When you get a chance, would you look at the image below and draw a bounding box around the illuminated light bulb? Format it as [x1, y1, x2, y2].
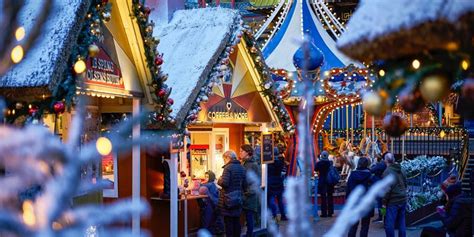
[411, 59, 421, 69]
[22, 200, 36, 227]
[15, 27, 26, 41]
[96, 137, 112, 156]
[74, 59, 86, 74]
[378, 69, 385, 77]
[461, 60, 469, 70]
[11, 45, 24, 63]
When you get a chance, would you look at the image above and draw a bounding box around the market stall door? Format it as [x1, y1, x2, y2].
[212, 128, 229, 178]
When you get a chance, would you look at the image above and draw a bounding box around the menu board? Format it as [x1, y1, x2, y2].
[261, 133, 274, 164]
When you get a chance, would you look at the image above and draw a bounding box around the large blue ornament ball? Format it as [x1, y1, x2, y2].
[292, 42, 324, 71]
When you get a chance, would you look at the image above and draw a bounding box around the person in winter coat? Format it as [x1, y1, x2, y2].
[439, 183, 472, 237]
[346, 157, 373, 237]
[370, 153, 387, 222]
[315, 150, 335, 217]
[240, 144, 260, 237]
[218, 150, 247, 237]
[199, 171, 224, 235]
[382, 153, 407, 237]
[267, 147, 288, 221]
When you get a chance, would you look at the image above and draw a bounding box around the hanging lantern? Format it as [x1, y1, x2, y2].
[53, 101, 66, 114]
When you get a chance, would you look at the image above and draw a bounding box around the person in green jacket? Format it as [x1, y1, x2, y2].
[382, 153, 407, 237]
[240, 144, 260, 237]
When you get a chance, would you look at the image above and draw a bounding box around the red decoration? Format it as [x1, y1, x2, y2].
[167, 98, 174, 105]
[28, 106, 39, 115]
[143, 7, 151, 16]
[156, 89, 167, 97]
[382, 114, 408, 137]
[180, 171, 187, 178]
[53, 101, 65, 114]
[154, 55, 163, 66]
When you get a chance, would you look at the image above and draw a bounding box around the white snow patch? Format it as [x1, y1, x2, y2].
[0, 0, 85, 87]
[337, 0, 474, 47]
[153, 7, 238, 118]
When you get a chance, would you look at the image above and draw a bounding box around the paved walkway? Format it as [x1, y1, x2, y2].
[276, 210, 425, 237]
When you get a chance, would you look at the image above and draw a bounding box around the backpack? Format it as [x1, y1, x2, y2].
[327, 165, 340, 185]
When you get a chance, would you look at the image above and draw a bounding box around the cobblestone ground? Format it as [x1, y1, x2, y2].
[276, 210, 425, 237]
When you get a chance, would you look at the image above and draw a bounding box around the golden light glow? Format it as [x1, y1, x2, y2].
[22, 200, 36, 227]
[439, 131, 446, 138]
[11, 45, 24, 63]
[461, 60, 469, 70]
[15, 27, 26, 41]
[411, 59, 420, 69]
[378, 69, 385, 77]
[74, 59, 86, 74]
[96, 137, 112, 156]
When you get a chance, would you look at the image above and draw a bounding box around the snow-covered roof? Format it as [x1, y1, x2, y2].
[153, 7, 239, 123]
[337, 0, 474, 60]
[0, 0, 90, 89]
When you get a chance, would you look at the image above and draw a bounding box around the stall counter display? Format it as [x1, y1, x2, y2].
[189, 144, 209, 179]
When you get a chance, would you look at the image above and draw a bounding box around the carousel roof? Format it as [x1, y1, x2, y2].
[337, 0, 474, 61]
[153, 7, 240, 124]
[0, 0, 90, 89]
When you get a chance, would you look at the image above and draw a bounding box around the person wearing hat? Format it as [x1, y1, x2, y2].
[267, 146, 288, 221]
[315, 150, 336, 217]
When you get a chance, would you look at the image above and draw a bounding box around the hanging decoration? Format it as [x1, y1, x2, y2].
[382, 113, 408, 137]
[5, 0, 112, 125]
[131, 0, 174, 128]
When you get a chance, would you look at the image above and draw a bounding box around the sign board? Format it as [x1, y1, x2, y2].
[85, 26, 124, 89]
[261, 133, 274, 164]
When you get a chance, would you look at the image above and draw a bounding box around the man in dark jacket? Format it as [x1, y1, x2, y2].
[218, 150, 247, 237]
[347, 157, 373, 237]
[370, 153, 387, 222]
[315, 150, 335, 217]
[267, 147, 288, 221]
[382, 153, 407, 237]
[240, 144, 260, 237]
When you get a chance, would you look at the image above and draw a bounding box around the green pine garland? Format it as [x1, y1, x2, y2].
[131, 1, 174, 128]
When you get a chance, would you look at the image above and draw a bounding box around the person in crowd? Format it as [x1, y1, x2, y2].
[315, 150, 335, 217]
[421, 182, 472, 237]
[267, 147, 288, 221]
[346, 157, 373, 237]
[370, 153, 387, 222]
[382, 153, 407, 237]
[199, 171, 224, 235]
[240, 144, 260, 237]
[218, 150, 247, 237]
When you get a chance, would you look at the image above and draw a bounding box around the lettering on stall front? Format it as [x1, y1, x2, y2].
[85, 46, 124, 89]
